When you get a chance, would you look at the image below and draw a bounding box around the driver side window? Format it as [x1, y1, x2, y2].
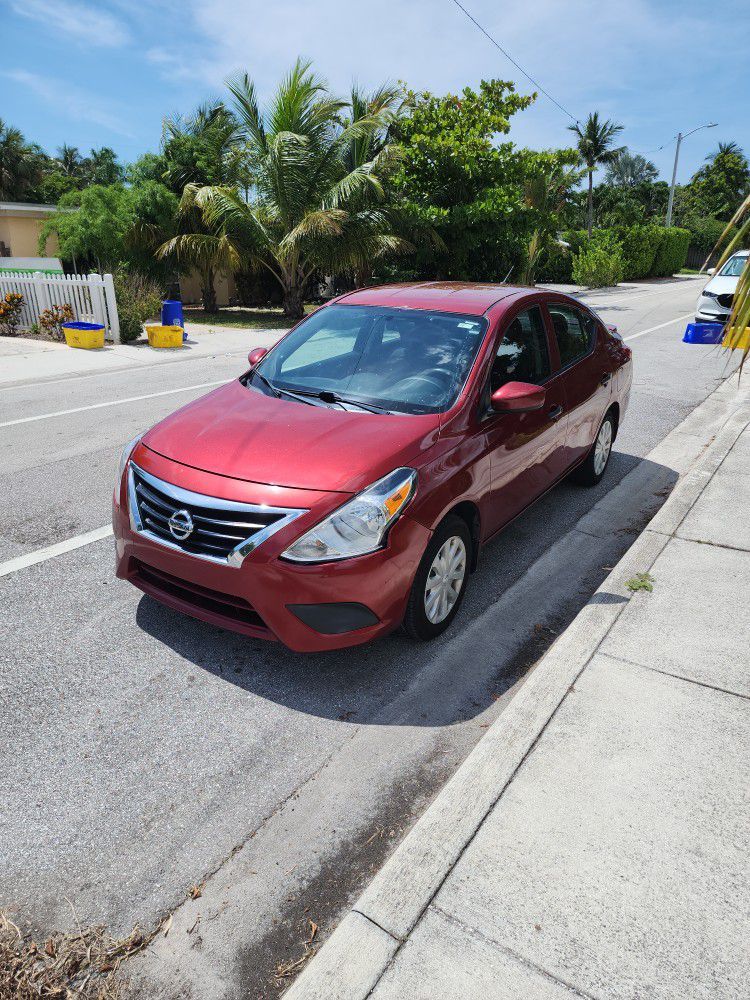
[491, 307, 551, 392]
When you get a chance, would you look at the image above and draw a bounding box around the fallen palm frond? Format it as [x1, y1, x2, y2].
[0, 910, 149, 1000]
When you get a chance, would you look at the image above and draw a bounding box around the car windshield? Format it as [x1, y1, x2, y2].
[253, 304, 487, 415]
[719, 255, 747, 277]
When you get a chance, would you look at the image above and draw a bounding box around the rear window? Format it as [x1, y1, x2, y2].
[548, 303, 596, 367]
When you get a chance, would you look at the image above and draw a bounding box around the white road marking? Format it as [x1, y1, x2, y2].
[0, 526, 113, 579]
[624, 313, 694, 343]
[0, 380, 230, 428]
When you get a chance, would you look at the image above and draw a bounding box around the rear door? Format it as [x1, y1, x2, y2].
[545, 300, 612, 468]
[483, 304, 568, 536]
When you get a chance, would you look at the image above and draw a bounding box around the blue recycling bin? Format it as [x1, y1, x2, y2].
[682, 322, 724, 345]
[161, 299, 186, 341]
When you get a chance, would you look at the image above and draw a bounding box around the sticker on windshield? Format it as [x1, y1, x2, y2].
[457, 321, 480, 330]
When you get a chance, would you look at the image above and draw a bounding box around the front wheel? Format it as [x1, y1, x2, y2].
[571, 410, 615, 487]
[402, 515, 471, 641]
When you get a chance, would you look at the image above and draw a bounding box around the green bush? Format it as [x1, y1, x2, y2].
[113, 266, 163, 343]
[613, 224, 659, 280]
[649, 227, 690, 277]
[572, 231, 624, 288]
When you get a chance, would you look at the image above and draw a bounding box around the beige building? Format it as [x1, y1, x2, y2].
[179, 269, 236, 307]
[0, 202, 60, 259]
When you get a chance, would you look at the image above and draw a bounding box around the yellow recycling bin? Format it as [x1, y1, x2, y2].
[62, 322, 105, 350]
[722, 326, 750, 351]
[146, 324, 184, 349]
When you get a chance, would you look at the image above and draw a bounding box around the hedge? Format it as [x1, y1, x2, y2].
[649, 227, 691, 278]
[537, 224, 691, 283]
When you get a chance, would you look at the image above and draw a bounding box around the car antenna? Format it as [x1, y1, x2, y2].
[502, 266, 514, 283]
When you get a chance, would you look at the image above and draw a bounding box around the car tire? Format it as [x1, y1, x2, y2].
[570, 410, 616, 487]
[402, 515, 472, 641]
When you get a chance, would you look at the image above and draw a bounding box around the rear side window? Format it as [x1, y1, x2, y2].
[548, 304, 596, 367]
[492, 307, 551, 390]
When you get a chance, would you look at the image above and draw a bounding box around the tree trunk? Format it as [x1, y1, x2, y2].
[587, 170, 594, 237]
[201, 266, 217, 313]
[281, 281, 305, 321]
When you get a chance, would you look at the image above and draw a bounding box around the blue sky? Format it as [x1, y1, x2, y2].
[2, 0, 748, 184]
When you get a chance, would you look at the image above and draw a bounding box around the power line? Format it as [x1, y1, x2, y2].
[448, 0, 579, 123]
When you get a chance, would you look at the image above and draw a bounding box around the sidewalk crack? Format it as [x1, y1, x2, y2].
[597, 651, 750, 701]
[430, 905, 602, 1000]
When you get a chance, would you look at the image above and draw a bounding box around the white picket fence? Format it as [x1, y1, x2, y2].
[0, 271, 121, 343]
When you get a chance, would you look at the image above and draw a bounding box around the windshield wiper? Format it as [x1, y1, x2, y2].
[250, 369, 316, 406]
[281, 387, 392, 414]
[249, 368, 280, 397]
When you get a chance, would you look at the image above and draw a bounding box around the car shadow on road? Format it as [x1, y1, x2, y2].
[134, 448, 674, 727]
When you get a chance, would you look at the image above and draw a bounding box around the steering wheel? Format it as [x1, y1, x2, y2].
[391, 373, 448, 401]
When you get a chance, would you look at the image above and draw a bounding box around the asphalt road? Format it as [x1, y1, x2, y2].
[0, 276, 737, 997]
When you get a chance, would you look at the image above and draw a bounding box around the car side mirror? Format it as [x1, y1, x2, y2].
[491, 381, 546, 413]
[706, 267, 715, 276]
[248, 347, 268, 367]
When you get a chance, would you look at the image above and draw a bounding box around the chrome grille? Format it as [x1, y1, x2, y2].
[128, 464, 306, 566]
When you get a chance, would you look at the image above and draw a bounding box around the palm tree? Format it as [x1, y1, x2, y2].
[56, 144, 84, 178]
[710, 194, 750, 372]
[161, 100, 241, 191]
[519, 162, 580, 284]
[568, 113, 624, 236]
[707, 141, 744, 161]
[0, 120, 36, 200]
[159, 60, 410, 318]
[605, 150, 658, 187]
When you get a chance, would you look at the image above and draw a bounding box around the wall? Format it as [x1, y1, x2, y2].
[0, 211, 59, 257]
[179, 268, 236, 307]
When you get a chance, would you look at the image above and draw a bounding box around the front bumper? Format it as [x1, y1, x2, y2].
[113, 450, 431, 652]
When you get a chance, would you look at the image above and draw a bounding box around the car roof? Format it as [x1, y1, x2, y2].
[333, 282, 527, 316]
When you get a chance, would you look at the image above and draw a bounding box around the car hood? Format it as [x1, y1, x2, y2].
[142, 379, 441, 493]
[702, 274, 739, 296]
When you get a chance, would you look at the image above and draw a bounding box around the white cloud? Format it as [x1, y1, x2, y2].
[4, 69, 135, 138]
[10, 0, 131, 47]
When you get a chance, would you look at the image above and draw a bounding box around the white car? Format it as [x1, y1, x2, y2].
[695, 250, 748, 322]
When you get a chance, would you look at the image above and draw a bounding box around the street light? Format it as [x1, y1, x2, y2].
[665, 122, 718, 227]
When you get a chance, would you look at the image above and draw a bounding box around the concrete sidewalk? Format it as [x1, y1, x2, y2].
[0, 322, 282, 387]
[288, 378, 750, 1000]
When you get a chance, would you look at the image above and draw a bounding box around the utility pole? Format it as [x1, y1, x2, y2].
[665, 122, 718, 227]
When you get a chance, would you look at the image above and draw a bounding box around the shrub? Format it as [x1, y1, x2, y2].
[649, 227, 690, 277]
[572, 231, 624, 288]
[0, 292, 24, 335]
[113, 267, 163, 343]
[39, 303, 74, 341]
[613, 224, 659, 281]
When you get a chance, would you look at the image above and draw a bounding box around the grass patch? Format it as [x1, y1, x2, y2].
[625, 571, 655, 593]
[0, 910, 148, 999]
[184, 304, 317, 330]
[679, 268, 702, 275]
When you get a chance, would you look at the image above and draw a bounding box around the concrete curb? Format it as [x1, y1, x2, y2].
[286, 382, 750, 1000]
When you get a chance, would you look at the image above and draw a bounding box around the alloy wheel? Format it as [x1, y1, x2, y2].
[424, 535, 467, 624]
[593, 419, 613, 476]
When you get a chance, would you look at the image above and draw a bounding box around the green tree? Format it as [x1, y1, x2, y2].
[161, 100, 241, 192]
[605, 150, 658, 187]
[568, 112, 624, 236]
[85, 147, 124, 186]
[159, 59, 407, 316]
[56, 144, 85, 178]
[683, 142, 750, 221]
[392, 80, 537, 281]
[0, 120, 39, 200]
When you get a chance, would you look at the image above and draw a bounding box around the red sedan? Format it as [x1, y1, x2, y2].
[113, 283, 632, 652]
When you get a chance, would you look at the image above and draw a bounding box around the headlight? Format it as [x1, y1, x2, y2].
[118, 434, 142, 482]
[282, 468, 417, 563]
[701, 290, 718, 299]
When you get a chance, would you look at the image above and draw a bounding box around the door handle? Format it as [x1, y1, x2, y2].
[600, 372, 612, 386]
[548, 404, 564, 421]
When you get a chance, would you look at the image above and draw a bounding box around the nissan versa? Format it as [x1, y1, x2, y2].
[113, 283, 632, 652]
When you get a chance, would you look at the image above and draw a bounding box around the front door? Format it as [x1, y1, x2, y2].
[483, 305, 568, 536]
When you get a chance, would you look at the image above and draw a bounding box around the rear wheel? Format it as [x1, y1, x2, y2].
[402, 515, 471, 641]
[571, 410, 615, 487]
